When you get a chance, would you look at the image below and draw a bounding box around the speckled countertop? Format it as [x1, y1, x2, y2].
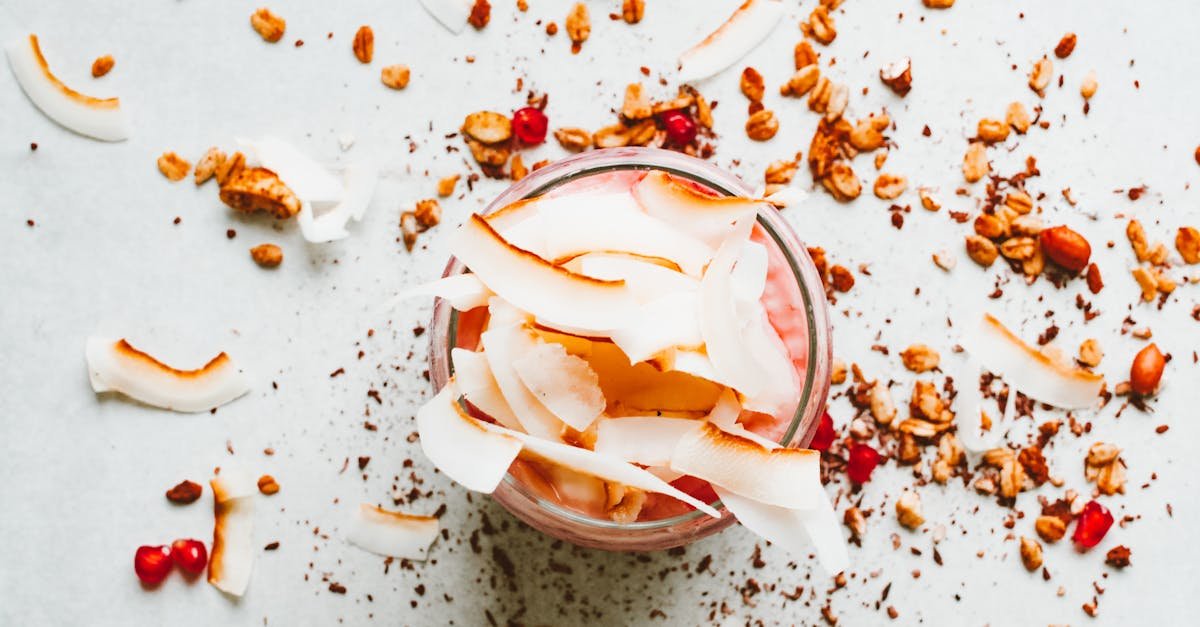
[1, 1, 1198, 625]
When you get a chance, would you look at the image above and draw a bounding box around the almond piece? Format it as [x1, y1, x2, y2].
[462, 111, 512, 144]
[745, 109, 779, 141]
[962, 142, 989, 183]
[381, 64, 411, 90]
[896, 492, 924, 530]
[91, 54, 114, 78]
[873, 173, 907, 200]
[965, 235, 998, 267]
[353, 25, 374, 63]
[1176, 226, 1200, 264]
[622, 0, 645, 24]
[1029, 57, 1053, 94]
[194, 147, 225, 186]
[250, 243, 283, 268]
[1130, 343, 1165, 395]
[1039, 225, 1091, 272]
[1054, 33, 1077, 58]
[1006, 102, 1031, 134]
[1019, 537, 1043, 571]
[250, 8, 286, 43]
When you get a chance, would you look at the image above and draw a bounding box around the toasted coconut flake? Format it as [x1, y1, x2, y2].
[609, 291, 704, 364]
[416, 385, 523, 492]
[451, 214, 639, 333]
[208, 473, 255, 596]
[86, 337, 249, 412]
[737, 301, 798, 416]
[571, 252, 698, 302]
[594, 416, 704, 466]
[346, 503, 439, 560]
[731, 242, 768, 303]
[539, 193, 715, 277]
[706, 389, 780, 449]
[5, 34, 130, 141]
[239, 137, 344, 207]
[670, 348, 739, 390]
[451, 348, 521, 430]
[716, 486, 848, 574]
[951, 357, 1003, 452]
[418, 0, 474, 33]
[632, 171, 762, 247]
[671, 422, 819, 509]
[677, 0, 785, 82]
[700, 216, 769, 400]
[964, 314, 1104, 408]
[480, 421, 721, 518]
[513, 342, 605, 432]
[480, 323, 567, 438]
[399, 273, 492, 311]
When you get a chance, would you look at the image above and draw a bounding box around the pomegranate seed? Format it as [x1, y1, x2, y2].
[1072, 500, 1114, 549]
[134, 545, 173, 585]
[170, 538, 209, 575]
[661, 110, 697, 146]
[846, 443, 881, 484]
[809, 412, 836, 452]
[511, 107, 548, 145]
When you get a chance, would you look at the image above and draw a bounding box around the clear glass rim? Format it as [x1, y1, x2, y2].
[429, 147, 832, 532]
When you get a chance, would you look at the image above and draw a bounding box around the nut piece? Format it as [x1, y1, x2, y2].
[1039, 225, 1091, 272]
[1019, 537, 1043, 572]
[622, 0, 645, 24]
[932, 250, 956, 271]
[250, 243, 283, 268]
[831, 359, 847, 385]
[765, 159, 798, 185]
[554, 127, 592, 152]
[794, 40, 818, 68]
[1035, 515, 1067, 543]
[1126, 219, 1150, 262]
[823, 162, 862, 201]
[1028, 57, 1053, 94]
[830, 265, 855, 292]
[219, 167, 302, 219]
[462, 111, 512, 144]
[895, 492, 924, 530]
[250, 8, 286, 43]
[922, 0, 955, 7]
[781, 65, 820, 97]
[843, 506, 866, 541]
[194, 147, 224, 185]
[469, 0, 491, 29]
[977, 118, 1010, 144]
[849, 115, 889, 151]
[1080, 71, 1098, 99]
[622, 83, 652, 120]
[1085, 442, 1126, 495]
[900, 345, 940, 373]
[437, 175, 459, 197]
[873, 173, 907, 200]
[1054, 33, 1077, 58]
[931, 433, 963, 484]
[879, 57, 913, 97]
[740, 67, 765, 102]
[868, 381, 896, 425]
[745, 109, 779, 141]
[1078, 339, 1103, 367]
[1105, 546, 1132, 569]
[215, 151, 246, 186]
[91, 54, 114, 78]
[1129, 343, 1165, 395]
[414, 199, 442, 227]
[965, 235, 999, 267]
[1006, 102, 1031, 134]
[962, 141, 989, 183]
[381, 64, 411, 90]
[1004, 190, 1034, 215]
[165, 480, 203, 504]
[804, 7, 837, 45]
[257, 474, 280, 495]
[353, 25, 374, 63]
[565, 2, 590, 53]
[1176, 226, 1200, 264]
[157, 152, 191, 182]
[1131, 267, 1158, 302]
[400, 211, 419, 251]
[918, 187, 940, 211]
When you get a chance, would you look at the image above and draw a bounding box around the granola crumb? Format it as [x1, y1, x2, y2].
[1019, 536, 1043, 571]
[193, 147, 224, 185]
[437, 175, 460, 198]
[353, 25, 374, 63]
[250, 243, 283, 268]
[91, 54, 114, 78]
[257, 474, 280, 495]
[469, 0, 491, 29]
[157, 152, 191, 182]
[622, 0, 645, 24]
[565, 3, 591, 54]
[250, 8, 286, 43]
[896, 491, 924, 530]
[745, 109, 779, 141]
[900, 344, 940, 372]
[381, 64, 411, 90]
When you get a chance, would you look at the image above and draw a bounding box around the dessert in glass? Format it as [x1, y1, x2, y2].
[412, 147, 844, 570]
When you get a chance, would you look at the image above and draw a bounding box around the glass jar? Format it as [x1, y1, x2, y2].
[428, 147, 832, 551]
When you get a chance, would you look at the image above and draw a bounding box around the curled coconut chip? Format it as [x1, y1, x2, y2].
[296, 162, 379, 243]
[418, 0, 474, 34]
[677, 0, 785, 82]
[481, 321, 568, 439]
[5, 34, 130, 141]
[208, 472, 255, 596]
[963, 313, 1104, 409]
[716, 486, 848, 574]
[608, 291, 704, 365]
[346, 503, 439, 560]
[670, 422, 820, 510]
[399, 273, 493, 311]
[451, 348, 522, 430]
[512, 341, 606, 432]
[85, 337, 249, 412]
[450, 214, 639, 333]
[570, 252, 699, 302]
[632, 171, 762, 247]
[415, 385, 523, 493]
[594, 416, 705, 467]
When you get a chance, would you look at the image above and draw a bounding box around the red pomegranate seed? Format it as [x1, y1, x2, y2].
[846, 443, 880, 484]
[511, 107, 548, 145]
[809, 412, 836, 452]
[170, 538, 209, 575]
[661, 110, 697, 146]
[1072, 500, 1114, 549]
[134, 545, 173, 585]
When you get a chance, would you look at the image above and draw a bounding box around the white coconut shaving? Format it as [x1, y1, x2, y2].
[676, 0, 785, 82]
[85, 337, 249, 413]
[346, 504, 439, 561]
[208, 471, 255, 596]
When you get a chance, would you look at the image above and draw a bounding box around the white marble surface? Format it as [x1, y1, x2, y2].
[2, 1, 1198, 625]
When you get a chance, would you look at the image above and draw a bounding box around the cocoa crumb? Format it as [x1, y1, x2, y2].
[165, 480, 202, 504]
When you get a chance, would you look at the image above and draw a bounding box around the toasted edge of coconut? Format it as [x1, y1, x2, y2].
[85, 337, 249, 412]
[346, 503, 439, 560]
